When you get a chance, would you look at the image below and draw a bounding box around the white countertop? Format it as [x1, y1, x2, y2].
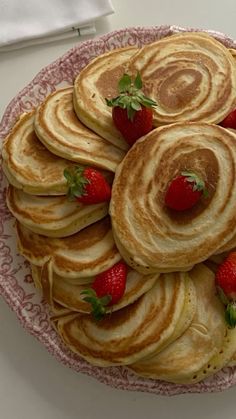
[1, 1, 236, 417]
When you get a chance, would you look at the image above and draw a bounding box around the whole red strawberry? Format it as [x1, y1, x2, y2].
[111, 106, 153, 146]
[106, 72, 157, 146]
[220, 109, 236, 129]
[165, 171, 208, 211]
[64, 165, 111, 204]
[81, 261, 127, 320]
[215, 252, 236, 328]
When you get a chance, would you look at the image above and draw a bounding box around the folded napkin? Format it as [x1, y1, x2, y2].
[0, 0, 114, 52]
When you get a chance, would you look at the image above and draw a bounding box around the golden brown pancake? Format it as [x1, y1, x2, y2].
[6, 185, 109, 237]
[129, 264, 226, 383]
[129, 32, 236, 126]
[228, 352, 236, 366]
[229, 48, 236, 60]
[214, 233, 236, 254]
[110, 122, 236, 273]
[73, 46, 137, 150]
[34, 87, 125, 172]
[16, 217, 121, 278]
[34, 260, 159, 314]
[55, 271, 196, 366]
[2, 112, 76, 195]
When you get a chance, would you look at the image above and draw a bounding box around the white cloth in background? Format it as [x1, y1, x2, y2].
[0, 0, 114, 51]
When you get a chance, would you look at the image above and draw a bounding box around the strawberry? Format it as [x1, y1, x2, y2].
[165, 171, 208, 211]
[64, 165, 111, 204]
[220, 109, 236, 129]
[81, 261, 127, 320]
[111, 106, 153, 146]
[106, 72, 157, 146]
[215, 252, 236, 328]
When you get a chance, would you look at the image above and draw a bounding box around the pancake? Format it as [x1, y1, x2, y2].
[129, 32, 236, 126]
[183, 326, 236, 384]
[55, 271, 196, 366]
[130, 264, 227, 383]
[214, 233, 236, 255]
[6, 185, 108, 238]
[1, 112, 78, 195]
[16, 217, 121, 278]
[110, 122, 236, 273]
[35, 259, 159, 314]
[73, 46, 137, 150]
[228, 352, 236, 366]
[31, 262, 92, 288]
[31, 265, 73, 317]
[34, 87, 125, 172]
[229, 48, 236, 60]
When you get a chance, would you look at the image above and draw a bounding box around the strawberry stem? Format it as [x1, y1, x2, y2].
[105, 72, 157, 121]
[64, 166, 90, 200]
[81, 289, 112, 321]
[217, 286, 229, 306]
[225, 302, 236, 328]
[181, 170, 208, 197]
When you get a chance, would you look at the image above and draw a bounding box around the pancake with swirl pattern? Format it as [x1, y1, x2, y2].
[16, 217, 121, 279]
[73, 46, 137, 150]
[129, 32, 236, 126]
[55, 271, 196, 366]
[31, 260, 159, 314]
[6, 185, 109, 238]
[2, 112, 76, 195]
[129, 264, 235, 384]
[110, 122, 236, 273]
[34, 87, 125, 172]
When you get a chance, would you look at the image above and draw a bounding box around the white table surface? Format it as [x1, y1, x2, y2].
[1, 1, 236, 418]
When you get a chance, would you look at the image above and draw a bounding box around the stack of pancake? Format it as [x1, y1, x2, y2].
[3, 31, 236, 384]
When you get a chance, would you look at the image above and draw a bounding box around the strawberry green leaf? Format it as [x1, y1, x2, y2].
[134, 72, 142, 89]
[181, 170, 208, 196]
[203, 188, 209, 198]
[225, 302, 236, 328]
[105, 72, 157, 120]
[119, 96, 131, 108]
[217, 286, 229, 306]
[64, 166, 89, 200]
[131, 101, 142, 111]
[105, 97, 120, 107]
[81, 288, 112, 321]
[81, 289, 97, 298]
[63, 169, 73, 183]
[118, 74, 132, 93]
[100, 295, 112, 306]
[136, 92, 157, 107]
[127, 106, 136, 121]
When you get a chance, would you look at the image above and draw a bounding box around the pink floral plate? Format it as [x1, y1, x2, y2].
[1, 25, 236, 396]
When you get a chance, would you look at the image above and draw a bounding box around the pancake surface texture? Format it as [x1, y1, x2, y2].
[34, 87, 125, 172]
[37, 260, 159, 314]
[16, 217, 121, 278]
[2, 112, 76, 195]
[73, 46, 137, 150]
[110, 122, 236, 273]
[6, 185, 109, 238]
[130, 264, 227, 383]
[129, 32, 236, 126]
[55, 271, 196, 366]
